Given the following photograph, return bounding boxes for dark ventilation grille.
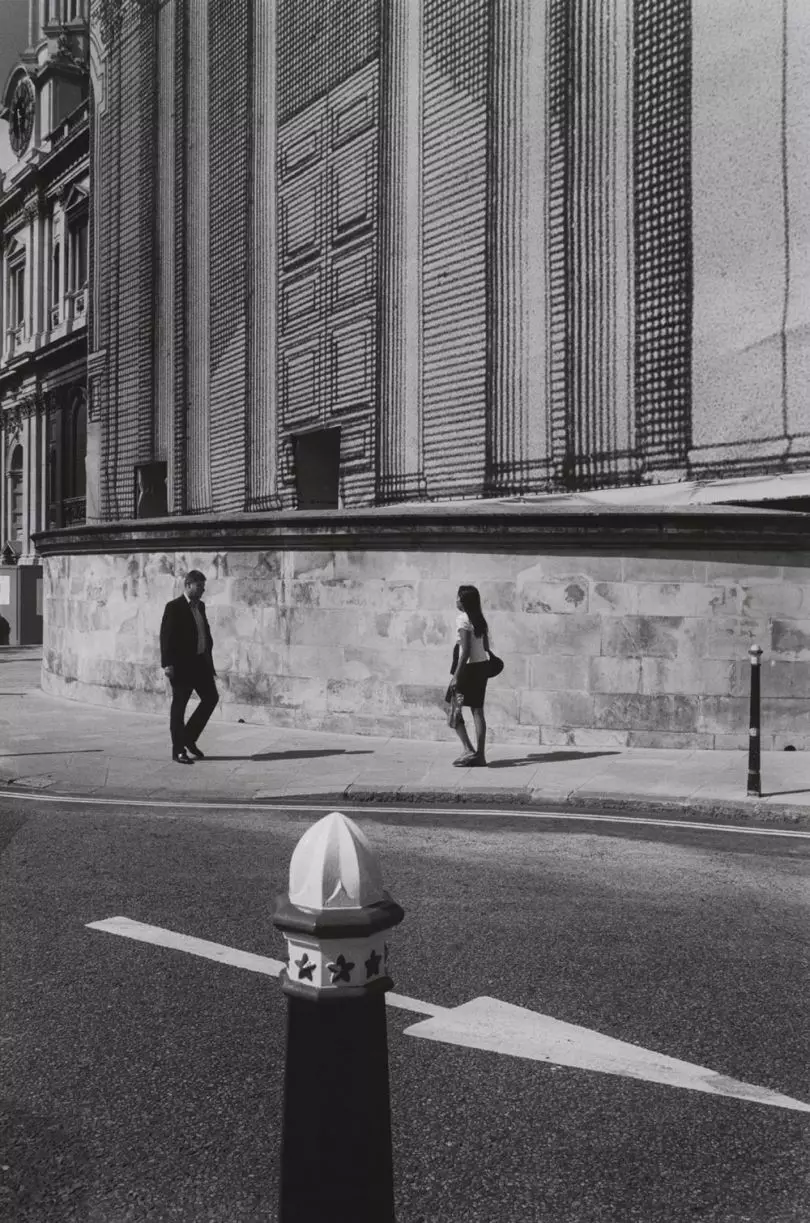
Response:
[278,0,379,124]
[422,0,489,497]
[209,0,249,511]
[546,0,573,486]
[633,0,692,470]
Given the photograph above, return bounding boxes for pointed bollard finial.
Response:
[274,812,404,1223]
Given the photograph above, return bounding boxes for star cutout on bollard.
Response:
[326,954,354,984]
[365,948,382,979]
[295,953,316,982]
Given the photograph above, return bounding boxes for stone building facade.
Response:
[31,0,810,749]
[0,0,89,564]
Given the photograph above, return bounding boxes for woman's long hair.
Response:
[457,585,489,642]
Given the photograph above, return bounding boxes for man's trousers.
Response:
[169,662,219,753]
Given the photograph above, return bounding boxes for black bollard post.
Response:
[747,644,763,797]
[273,811,404,1223]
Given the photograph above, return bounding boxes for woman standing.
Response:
[448,584,490,767]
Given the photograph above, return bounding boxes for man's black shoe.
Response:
[185,742,204,759]
[172,749,193,764]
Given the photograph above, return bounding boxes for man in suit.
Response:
[160,570,219,764]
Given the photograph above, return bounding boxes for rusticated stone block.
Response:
[519,580,589,614]
[704,616,765,660]
[290,578,418,612]
[759,698,810,733]
[601,616,690,660]
[779,561,810,580]
[533,614,602,657]
[394,683,446,713]
[588,657,643,694]
[475,580,519,611]
[415,579,458,611]
[528,654,589,691]
[539,726,630,748]
[741,583,806,618]
[519,689,594,727]
[518,555,623,582]
[637,583,741,618]
[228,576,283,608]
[771,620,810,660]
[290,551,336,579]
[590,582,638,615]
[593,693,699,732]
[487,611,542,654]
[623,556,707,582]
[696,696,748,734]
[326,677,393,714]
[641,657,736,696]
[712,733,750,750]
[706,557,783,583]
[627,730,715,749]
[489,723,542,746]
[481,685,520,724]
[772,731,810,749]
[756,659,810,697]
[222,551,282,579]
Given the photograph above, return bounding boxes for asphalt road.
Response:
[1,796,809,1222]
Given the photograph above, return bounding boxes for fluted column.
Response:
[246,0,278,510]
[155,0,176,503]
[378,0,424,504]
[486,0,549,494]
[186,2,211,511]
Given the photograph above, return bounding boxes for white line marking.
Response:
[86,916,287,978]
[87,918,810,1111]
[87,917,442,1017]
[7,788,810,838]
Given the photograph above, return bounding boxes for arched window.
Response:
[7,445,23,545]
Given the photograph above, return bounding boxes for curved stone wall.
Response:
[40,538,810,750]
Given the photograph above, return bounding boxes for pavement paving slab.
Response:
[1,646,809,827]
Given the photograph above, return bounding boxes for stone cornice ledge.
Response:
[31,502,810,557]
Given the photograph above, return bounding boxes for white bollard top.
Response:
[288,811,386,911]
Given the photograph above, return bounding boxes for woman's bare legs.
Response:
[454,716,476,758]
[471,706,487,763]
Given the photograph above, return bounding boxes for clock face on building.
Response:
[9,77,35,157]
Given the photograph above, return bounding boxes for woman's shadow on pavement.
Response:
[485,750,621,769]
[202,749,375,762]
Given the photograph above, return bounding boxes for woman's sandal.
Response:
[453,753,486,767]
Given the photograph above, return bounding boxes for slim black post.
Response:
[273,811,405,1223]
[747,644,763,797]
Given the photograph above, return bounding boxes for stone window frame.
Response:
[6,441,24,546]
[7,247,27,331]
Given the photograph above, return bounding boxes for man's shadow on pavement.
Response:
[485,750,621,769]
[201,749,375,763]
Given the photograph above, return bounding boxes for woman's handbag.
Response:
[486,651,504,678]
[444,685,465,728]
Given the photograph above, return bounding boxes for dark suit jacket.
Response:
[160,595,215,678]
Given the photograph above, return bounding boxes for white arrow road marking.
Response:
[87,917,810,1112]
[403,998,810,1113]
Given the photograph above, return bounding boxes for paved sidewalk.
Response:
[1,647,808,827]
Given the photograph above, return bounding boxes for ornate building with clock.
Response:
[25,1,810,750]
[0,0,89,580]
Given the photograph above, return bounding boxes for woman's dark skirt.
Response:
[456,662,488,708]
